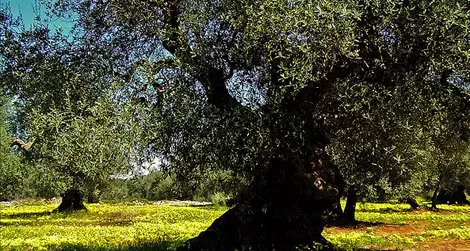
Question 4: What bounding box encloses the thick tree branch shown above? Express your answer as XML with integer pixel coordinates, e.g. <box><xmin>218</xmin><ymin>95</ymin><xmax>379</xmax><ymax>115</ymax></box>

<box><xmin>155</xmin><ymin>0</ymin><xmax>240</xmax><ymax>110</ymax></box>
<box><xmin>10</xmin><ymin>137</ymin><xmax>35</xmax><ymax>152</ymax></box>
<box><xmin>161</xmin><ymin>0</ymin><xmax>181</xmax><ymax>55</ymax></box>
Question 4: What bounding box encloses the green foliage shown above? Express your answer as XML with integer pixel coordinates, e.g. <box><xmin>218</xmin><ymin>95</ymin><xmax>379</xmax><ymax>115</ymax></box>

<box><xmin>22</xmin><ymin>167</ymin><xmax>68</xmax><ymax>198</ymax></box>
<box><xmin>102</xmin><ymin>169</ymin><xmax>242</xmax><ymax>203</ymax></box>
<box><xmin>0</xmin><ymin>98</ymin><xmax>23</xmax><ymax>201</ymax></box>
<box><xmin>27</xmin><ymin>94</ymin><xmax>144</xmax><ymax>196</ymax></box>
<box><xmin>41</xmin><ymin>0</ymin><xmax>469</xmax><ymax>201</ymax></box>
<box><xmin>210</xmin><ymin>192</ymin><xmax>228</xmax><ymax>207</ymax></box>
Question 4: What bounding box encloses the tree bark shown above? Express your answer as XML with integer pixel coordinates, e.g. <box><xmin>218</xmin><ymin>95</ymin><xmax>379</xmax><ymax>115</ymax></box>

<box><xmin>56</xmin><ymin>188</ymin><xmax>87</xmax><ymax>212</ymax></box>
<box><xmin>342</xmin><ymin>190</ymin><xmax>357</xmax><ymax>224</ymax></box>
<box><xmin>431</xmin><ymin>182</ymin><xmax>440</xmax><ymax>210</ymax></box>
<box><xmin>455</xmin><ymin>186</ymin><xmax>470</xmax><ymax>205</ymax></box>
<box><xmin>324</xmin><ymin>192</ymin><xmax>344</xmax><ymax>226</ymax></box>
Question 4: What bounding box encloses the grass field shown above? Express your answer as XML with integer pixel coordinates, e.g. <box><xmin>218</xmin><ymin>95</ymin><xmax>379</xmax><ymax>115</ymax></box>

<box><xmin>1</xmin><ymin>200</ymin><xmax>469</xmax><ymax>250</ymax></box>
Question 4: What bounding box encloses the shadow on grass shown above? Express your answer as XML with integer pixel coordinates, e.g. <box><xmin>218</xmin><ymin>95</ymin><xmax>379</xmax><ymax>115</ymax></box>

<box><xmin>0</xmin><ymin>210</ymin><xmax>92</xmax><ymax>220</ymax></box>
<box><xmin>358</xmin><ymin>207</ymin><xmax>411</xmax><ymax>213</ymax></box>
<box><xmin>59</xmin><ymin>241</ymin><xmax>184</xmax><ymax>251</ymax></box>
<box><xmin>0</xmin><ymin>210</ymin><xmax>135</xmax><ymax>227</ymax></box>
<box><xmin>362</xmin><ymin>206</ymin><xmax>469</xmax><ymax>214</ymax></box>
<box><xmin>0</xmin><ymin>211</ymin><xmax>53</xmax><ymax>219</ymax></box>
<box><xmin>327</xmin><ymin>220</ymin><xmax>386</xmax><ymax>229</ymax></box>
<box><xmin>59</xmin><ymin>242</ymin><xmax>369</xmax><ymax>251</ymax></box>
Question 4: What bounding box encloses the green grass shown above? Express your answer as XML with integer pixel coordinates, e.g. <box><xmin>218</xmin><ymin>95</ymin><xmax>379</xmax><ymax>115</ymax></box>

<box><xmin>0</xmin><ymin>202</ymin><xmax>225</xmax><ymax>251</ymax></box>
<box><xmin>324</xmin><ymin>202</ymin><xmax>470</xmax><ymax>250</ymax></box>
<box><xmin>1</xmin><ymin>200</ymin><xmax>469</xmax><ymax>250</ymax></box>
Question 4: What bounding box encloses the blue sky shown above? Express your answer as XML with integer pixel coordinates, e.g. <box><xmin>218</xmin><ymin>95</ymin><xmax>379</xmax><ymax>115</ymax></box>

<box><xmin>1</xmin><ymin>0</ymin><xmax>73</xmax><ymax>33</ymax></box>
<box><xmin>2</xmin><ymin>0</ymin><xmax>41</xmax><ymax>26</ymax></box>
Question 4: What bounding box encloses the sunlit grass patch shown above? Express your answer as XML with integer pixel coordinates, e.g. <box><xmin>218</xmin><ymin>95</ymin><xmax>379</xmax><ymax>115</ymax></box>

<box><xmin>325</xmin><ymin>232</ymin><xmax>417</xmax><ymax>250</ymax></box>
<box><xmin>1</xmin><ymin>200</ymin><xmax>469</xmax><ymax>250</ymax></box>
<box><xmin>0</xmin><ymin>202</ymin><xmax>225</xmax><ymax>251</ymax></box>
<box><xmin>324</xmin><ymin>201</ymin><xmax>470</xmax><ymax>250</ymax></box>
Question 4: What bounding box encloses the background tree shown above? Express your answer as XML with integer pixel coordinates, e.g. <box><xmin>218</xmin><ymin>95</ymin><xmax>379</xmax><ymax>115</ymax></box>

<box><xmin>27</xmin><ymin>94</ymin><xmax>145</xmax><ymax>211</ymax></box>
<box><xmin>0</xmin><ymin>3</ymin><xmax>149</xmax><ymax>210</ymax></box>
<box><xmin>423</xmin><ymin>94</ymin><xmax>470</xmax><ymax>209</ymax></box>
<box><xmin>0</xmin><ymin>96</ymin><xmax>24</xmax><ymax>201</ymax></box>
<box><xmin>327</xmin><ymin>82</ymin><xmax>440</xmax><ymax>223</ymax></box>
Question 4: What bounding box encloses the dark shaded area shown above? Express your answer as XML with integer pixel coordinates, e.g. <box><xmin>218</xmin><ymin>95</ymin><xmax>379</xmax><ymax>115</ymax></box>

<box><xmin>435</xmin><ymin>187</ymin><xmax>470</xmax><ymax>205</ymax></box>
<box><xmin>59</xmin><ymin>240</ymin><xmax>183</xmax><ymax>251</ymax></box>
<box><xmin>0</xmin><ymin>211</ymin><xmax>52</xmax><ymax>219</ymax></box>
<box><xmin>56</xmin><ymin>188</ymin><xmax>87</xmax><ymax>212</ymax></box>
<box><xmin>59</xmin><ymin>241</ymin><xmax>382</xmax><ymax>251</ymax></box>
<box><xmin>177</xmin><ymin>203</ymin><xmax>332</xmax><ymax>251</ymax></box>
<box><xmin>87</xmin><ymin>194</ymin><xmax>100</xmax><ymax>204</ymax></box>
<box><xmin>331</xmin><ymin>220</ymin><xmax>385</xmax><ymax>229</ymax></box>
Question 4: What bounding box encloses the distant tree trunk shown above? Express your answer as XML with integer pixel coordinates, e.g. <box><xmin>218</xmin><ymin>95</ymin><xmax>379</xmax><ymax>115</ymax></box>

<box><xmin>406</xmin><ymin>198</ymin><xmax>420</xmax><ymax>209</ymax></box>
<box><xmin>431</xmin><ymin>182</ymin><xmax>440</xmax><ymax>210</ymax></box>
<box><xmin>56</xmin><ymin>188</ymin><xmax>87</xmax><ymax>212</ymax></box>
<box><xmin>177</xmin><ymin>154</ymin><xmax>341</xmax><ymax>251</ymax></box>
<box><xmin>455</xmin><ymin>186</ymin><xmax>470</xmax><ymax>205</ymax></box>
<box><xmin>342</xmin><ymin>189</ymin><xmax>357</xmax><ymax>224</ymax></box>
<box><xmin>87</xmin><ymin>193</ymin><xmax>100</xmax><ymax>204</ymax></box>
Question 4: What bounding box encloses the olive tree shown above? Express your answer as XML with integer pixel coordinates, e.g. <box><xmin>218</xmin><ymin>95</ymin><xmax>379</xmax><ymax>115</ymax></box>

<box><xmin>0</xmin><ymin>4</ymin><xmax>147</xmax><ymax>210</ymax></box>
<box><xmin>27</xmin><ymin>94</ymin><xmax>144</xmax><ymax>211</ymax></box>
<box><xmin>327</xmin><ymin>82</ymin><xmax>433</xmax><ymax>222</ymax></box>
<box><xmin>2</xmin><ymin>0</ymin><xmax>470</xmax><ymax>249</ymax></box>
<box><xmin>423</xmin><ymin>95</ymin><xmax>470</xmax><ymax>209</ymax></box>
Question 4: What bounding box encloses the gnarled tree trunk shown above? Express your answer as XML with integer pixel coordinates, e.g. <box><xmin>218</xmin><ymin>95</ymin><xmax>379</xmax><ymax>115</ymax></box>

<box><xmin>56</xmin><ymin>188</ymin><xmax>87</xmax><ymax>212</ymax></box>
<box><xmin>178</xmin><ymin>154</ymin><xmax>341</xmax><ymax>251</ymax></box>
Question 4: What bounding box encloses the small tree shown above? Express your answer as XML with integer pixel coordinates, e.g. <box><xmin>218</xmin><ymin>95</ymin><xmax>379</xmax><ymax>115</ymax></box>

<box><xmin>28</xmin><ymin>95</ymin><xmax>144</xmax><ymax>211</ymax></box>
